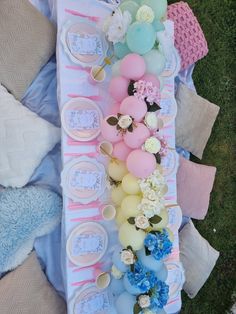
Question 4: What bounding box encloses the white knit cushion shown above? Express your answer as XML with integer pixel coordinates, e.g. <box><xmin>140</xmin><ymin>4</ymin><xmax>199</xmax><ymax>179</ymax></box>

<box><xmin>0</xmin><ymin>85</ymin><xmax>60</xmax><ymax>187</ymax></box>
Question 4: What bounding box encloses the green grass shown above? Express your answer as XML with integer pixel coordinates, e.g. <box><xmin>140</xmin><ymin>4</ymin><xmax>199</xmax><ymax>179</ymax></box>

<box><xmin>168</xmin><ymin>0</ymin><xmax>236</xmax><ymax>313</ymax></box>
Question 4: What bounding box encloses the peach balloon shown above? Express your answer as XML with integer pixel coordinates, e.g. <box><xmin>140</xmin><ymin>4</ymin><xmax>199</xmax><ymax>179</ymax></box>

<box><xmin>120</xmin><ymin>53</ymin><xmax>146</xmax><ymax>80</ymax></box>
<box><xmin>101</xmin><ymin>117</ymin><xmax>122</xmax><ymax>143</ymax></box>
<box><xmin>124</xmin><ymin>123</ymin><xmax>150</xmax><ymax>149</ymax></box>
<box><xmin>141</xmin><ymin>73</ymin><xmax>160</xmax><ymax>89</ymax></box>
<box><xmin>109</xmin><ymin>76</ymin><xmax>129</xmax><ymax>102</ymax></box>
<box><xmin>113</xmin><ymin>141</ymin><xmax>132</xmax><ymax>161</ymax></box>
<box><xmin>120</xmin><ymin>96</ymin><xmax>147</xmax><ymax>122</ymax></box>
<box><xmin>126</xmin><ymin>149</ymin><xmax>156</xmax><ymax>178</ymax></box>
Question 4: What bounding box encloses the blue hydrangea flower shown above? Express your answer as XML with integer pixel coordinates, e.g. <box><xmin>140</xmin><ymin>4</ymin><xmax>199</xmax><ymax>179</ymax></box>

<box><xmin>150</xmin><ymin>280</ymin><xmax>169</xmax><ymax>309</ymax></box>
<box><xmin>144</xmin><ymin>229</ymin><xmax>173</xmax><ymax>261</ymax></box>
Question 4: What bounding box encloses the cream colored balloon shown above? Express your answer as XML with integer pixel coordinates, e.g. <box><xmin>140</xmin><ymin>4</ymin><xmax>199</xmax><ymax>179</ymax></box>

<box><xmin>119</xmin><ymin>222</ymin><xmax>145</xmax><ymax>251</ymax></box>
<box><xmin>111</xmin><ymin>185</ymin><xmax>127</xmax><ymax>206</ymax></box>
<box><xmin>108</xmin><ymin>159</ymin><xmax>128</xmax><ymax>182</ymax></box>
<box><xmin>121</xmin><ymin>195</ymin><xmax>142</xmax><ymax>218</ymax></box>
<box><xmin>122</xmin><ymin>173</ymin><xmax>141</xmax><ymax>195</ymax></box>
<box><xmin>152</xmin><ymin>208</ymin><xmax>168</xmax><ymax>230</ymax></box>
<box><xmin>115</xmin><ymin>207</ymin><xmax>126</xmax><ymax>226</ymax></box>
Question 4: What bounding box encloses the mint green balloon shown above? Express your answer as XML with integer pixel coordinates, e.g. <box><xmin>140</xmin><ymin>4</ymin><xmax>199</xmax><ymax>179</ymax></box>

<box><xmin>152</xmin><ymin>19</ymin><xmax>165</xmax><ymax>32</ymax></box>
<box><xmin>141</xmin><ymin>0</ymin><xmax>167</xmax><ymax>20</ymax></box>
<box><xmin>126</xmin><ymin>22</ymin><xmax>156</xmax><ymax>55</ymax></box>
<box><xmin>144</xmin><ymin>49</ymin><xmax>166</xmax><ymax>75</ymax></box>
<box><xmin>120</xmin><ymin>0</ymin><xmax>139</xmax><ymax>21</ymax></box>
<box><xmin>114</xmin><ymin>42</ymin><xmax>131</xmax><ymax>59</ymax></box>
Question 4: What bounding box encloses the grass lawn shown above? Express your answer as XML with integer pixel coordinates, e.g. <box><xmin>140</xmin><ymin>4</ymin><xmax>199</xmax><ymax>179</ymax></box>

<box><xmin>168</xmin><ymin>0</ymin><xmax>236</xmax><ymax>313</ymax></box>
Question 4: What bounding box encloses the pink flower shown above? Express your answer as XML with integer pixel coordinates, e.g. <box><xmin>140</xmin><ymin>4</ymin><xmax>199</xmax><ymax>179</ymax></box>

<box><xmin>134</xmin><ymin>80</ymin><xmax>161</xmax><ymax>104</ymax></box>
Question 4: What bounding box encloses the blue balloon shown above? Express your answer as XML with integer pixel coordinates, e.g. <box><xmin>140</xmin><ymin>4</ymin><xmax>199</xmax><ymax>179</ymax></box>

<box><xmin>126</xmin><ymin>22</ymin><xmax>156</xmax><ymax>55</ymax></box>
<box><xmin>110</xmin><ymin>278</ymin><xmax>125</xmax><ymax>297</ymax></box>
<box><xmin>156</xmin><ymin>264</ymin><xmax>168</xmax><ymax>282</ymax></box>
<box><xmin>116</xmin><ymin>292</ymin><xmax>136</xmax><ymax>314</ymax></box>
<box><xmin>114</xmin><ymin>42</ymin><xmax>131</xmax><ymax>59</ymax></box>
<box><xmin>123</xmin><ymin>273</ymin><xmax>142</xmax><ymax>295</ymax></box>
<box><xmin>137</xmin><ymin>248</ymin><xmax>164</xmax><ymax>272</ymax></box>
<box><xmin>152</xmin><ymin>19</ymin><xmax>165</xmax><ymax>32</ymax></box>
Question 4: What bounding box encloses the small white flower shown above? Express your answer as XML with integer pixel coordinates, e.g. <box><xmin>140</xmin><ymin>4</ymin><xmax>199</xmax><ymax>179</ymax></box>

<box><xmin>144</xmin><ymin>112</ymin><xmax>158</xmax><ymax>130</ymax></box>
<box><xmin>135</xmin><ymin>214</ymin><xmax>150</xmax><ymax>229</ymax></box>
<box><xmin>138</xmin><ymin>295</ymin><xmax>151</xmax><ymax>309</ymax></box>
<box><xmin>136</xmin><ymin>5</ymin><xmax>155</xmax><ymax>23</ymax></box>
<box><xmin>103</xmin><ymin>9</ymin><xmax>132</xmax><ymax>44</ymax></box>
<box><xmin>144</xmin><ymin>137</ymin><xmax>161</xmax><ymax>154</ymax></box>
<box><xmin>138</xmin><ymin>198</ymin><xmax>165</xmax><ymax>218</ymax></box>
<box><xmin>118</xmin><ymin>115</ymin><xmax>133</xmax><ymax>129</ymax></box>
<box><xmin>120</xmin><ymin>249</ymin><xmax>135</xmax><ymax>265</ymax></box>
<box><xmin>111</xmin><ymin>264</ymin><xmax>123</xmax><ymax>279</ymax></box>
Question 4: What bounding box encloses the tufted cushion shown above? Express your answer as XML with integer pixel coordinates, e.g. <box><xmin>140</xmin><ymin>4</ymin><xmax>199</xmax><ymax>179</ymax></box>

<box><xmin>180</xmin><ymin>220</ymin><xmax>219</xmax><ymax>298</ymax></box>
<box><xmin>177</xmin><ymin>156</ymin><xmax>216</xmax><ymax>220</ymax></box>
<box><xmin>0</xmin><ymin>0</ymin><xmax>56</xmax><ymax>100</ymax></box>
<box><xmin>175</xmin><ymin>83</ymin><xmax>220</xmax><ymax>159</ymax></box>
<box><xmin>0</xmin><ymin>252</ymin><xmax>66</xmax><ymax>314</ymax></box>
<box><xmin>0</xmin><ymin>85</ymin><xmax>60</xmax><ymax>188</ymax></box>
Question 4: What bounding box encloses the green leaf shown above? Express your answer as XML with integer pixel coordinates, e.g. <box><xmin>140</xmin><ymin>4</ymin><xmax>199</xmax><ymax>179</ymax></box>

<box><xmin>127</xmin><ymin>245</ymin><xmax>133</xmax><ymax>251</ymax></box>
<box><xmin>107</xmin><ymin>116</ymin><xmax>118</xmax><ymax>126</ymax></box>
<box><xmin>149</xmin><ymin>215</ymin><xmax>162</xmax><ymax>224</ymax></box>
<box><xmin>133</xmin><ymin>303</ymin><xmax>142</xmax><ymax>314</ymax></box>
<box><xmin>128</xmin><ymin>80</ymin><xmax>135</xmax><ymax>96</ymax></box>
<box><xmin>130</xmin><ymin>263</ymin><xmax>135</xmax><ymax>272</ymax></box>
<box><xmin>128</xmin><ymin>124</ymin><xmax>133</xmax><ymax>132</ymax></box>
<box><xmin>155</xmin><ymin>153</ymin><xmax>161</xmax><ymax>164</ymax></box>
<box><xmin>145</xmin><ymin>246</ymin><xmax>151</xmax><ymax>256</ymax></box>
<box><xmin>127</xmin><ymin>217</ymin><xmax>135</xmax><ymax>225</ymax></box>
<box><xmin>147</xmin><ymin>102</ymin><xmax>162</xmax><ymax>112</ymax></box>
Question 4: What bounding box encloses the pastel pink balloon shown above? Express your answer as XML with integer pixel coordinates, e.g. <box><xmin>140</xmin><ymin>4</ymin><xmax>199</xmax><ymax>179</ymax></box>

<box><xmin>124</xmin><ymin>123</ymin><xmax>150</xmax><ymax>149</ymax></box>
<box><xmin>120</xmin><ymin>53</ymin><xmax>146</xmax><ymax>80</ymax></box>
<box><xmin>113</xmin><ymin>141</ymin><xmax>132</xmax><ymax>161</ymax></box>
<box><xmin>120</xmin><ymin>96</ymin><xmax>147</xmax><ymax>122</ymax></box>
<box><xmin>109</xmin><ymin>76</ymin><xmax>129</xmax><ymax>102</ymax></box>
<box><xmin>141</xmin><ymin>73</ymin><xmax>160</xmax><ymax>89</ymax></box>
<box><xmin>101</xmin><ymin>116</ymin><xmax>123</xmax><ymax>143</ymax></box>
<box><xmin>110</xmin><ymin>103</ymin><xmax>121</xmax><ymax>115</ymax></box>
<box><xmin>126</xmin><ymin>149</ymin><xmax>156</xmax><ymax>178</ymax></box>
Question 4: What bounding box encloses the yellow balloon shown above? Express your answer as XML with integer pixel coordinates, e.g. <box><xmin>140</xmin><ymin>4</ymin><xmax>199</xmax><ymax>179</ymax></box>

<box><xmin>119</xmin><ymin>222</ymin><xmax>145</xmax><ymax>251</ymax></box>
<box><xmin>108</xmin><ymin>159</ymin><xmax>128</xmax><ymax>182</ymax></box>
<box><xmin>122</xmin><ymin>173</ymin><xmax>141</xmax><ymax>195</ymax></box>
<box><xmin>111</xmin><ymin>185</ymin><xmax>127</xmax><ymax>206</ymax></box>
<box><xmin>121</xmin><ymin>195</ymin><xmax>142</xmax><ymax>218</ymax></box>
<box><xmin>152</xmin><ymin>208</ymin><xmax>168</xmax><ymax>230</ymax></box>
<box><xmin>115</xmin><ymin>207</ymin><xmax>126</xmax><ymax>226</ymax></box>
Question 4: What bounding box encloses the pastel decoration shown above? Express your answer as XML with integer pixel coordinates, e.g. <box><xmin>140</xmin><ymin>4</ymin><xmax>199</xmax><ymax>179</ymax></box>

<box><xmin>166</xmin><ymin>228</ymin><xmax>174</xmax><ymax>243</ymax></box>
<box><xmin>120</xmin><ymin>96</ymin><xmax>147</xmax><ymax>122</ymax></box>
<box><xmin>121</xmin><ymin>173</ymin><xmax>141</xmax><ymax>195</ymax></box>
<box><xmin>61</xmin><ymin>97</ymin><xmax>103</xmax><ymax>142</ymax></box>
<box><xmin>109</xmin><ymin>77</ymin><xmax>129</xmax><ymax>102</ymax></box>
<box><xmin>66</xmin><ymin>222</ymin><xmax>108</xmax><ymax>267</ymax></box>
<box><xmin>89</xmin><ymin>65</ymin><xmax>106</xmax><ymax>84</ymax></box>
<box><xmin>126</xmin><ymin>22</ymin><xmax>156</xmax><ymax>55</ymax></box>
<box><xmin>156</xmin><ymin>264</ymin><xmax>168</xmax><ymax>282</ymax></box>
<box><xmin>165</xmin><ymin>262</ymin><xmax>185</xmax><ymax>299</ymax></box>
<box><xmin>111</xmin><ymin>60</ymin><xmax>121</xmax><ymax>77</ymax></box>
<box><xmin>152</xmin><ymin>19</ymin><xmax>165</xmax><ymax>32</ymax></box>
<box><xmin>101</xmin><ymin>117</ymin><xmax>123</xmax><ymax>143</ymax></box>
<box><xmin>123</xmin><ymin>273</ymin><xmax>143</xmax><ymax>295</ymax></box>
<box><xmin>114</xmin><ymin>42</ymin><xmax>131</xmax><ymax>59</ymax></box>
<box><xmin>110</xmin><ymin>278</ymin><xmax>125</xmax><ymax>296</ymax></box>
<box><xmin>120</xmin><ymin>53</ymin><xmax>146</xmax><ymax>80</ymax></box>
<box><xmin>115</xmin><ymin>207</ymin><xmax>126</xmax><ymax>226</ymax></box>
<box><xmin>167</xmin><ymin>205</ymin><xmax>182</xmax><ymax>232</ymax></box>
<box><xmin>119</xmin><ymin>222</ymin><xmax>145</xmax><ymax>250</ymax></box>
<box><xmin>102</xmin><ymin>205</ymin><xmax>116</xmax><ymax>220</ymax></box>
<box><xmin>94</xmin><ymin>271</ymin><xmax>111</xmax><ymax>289</ymax></box>
<box><xmin>116</xmin><ymin>292</ymin><xmax>136</xmax><ymax>314</ymax></box>
<box><xmin>126</xmin><ymin>149</ymin><xmax>156</xmax><ymax>178</ymax></box>
<box><xmin>110</xmin><ymin>103</ymin><xmax>121</xmax><ymax>115</ymax></box>
<box><xmin>121</xmin><ymin>195</ymin><xmax>142</xmax><ymax>218</ymax></box>
<box><xmin>97</xmin><ymin>141</ymin><xmax>113</xmax><ymax>157</ymax></box>
<box><xmin>141</xmin><ymin>0</ymin><xmax>167</xmax><ymax>20</ymax></box>
<box><xmin>144</xmin><ymin>49</ymin><xmax>166</xmax><ymax>76</ymax></box>
<box><xmin>137</xmin><ymin>248</ymin><xmax>164</xmax><ymax>272</ymax></box>
<box><xmin>120</xmin><ymin>0</ymin><xmax>139</xmax><ymax>21</ymax></box>
<box><xmin>108</xmin><ymin>159</ymin><xmax>128</xmax><ymax>181</ymax></box>
<box><xmin>141</xmin><ymin>73</ymin><xmax>160</xmax><ymax>89</ymax></box>
<box><xmin>112</xmin><ymin>248</ymin><xmax>129</xmax><ymax>272</ymax></box>
<box><xmin>152</xmin><ymin>208</ymin><xmax>168</xmax><ymax>230</ymax></box>
<box><xmin>111</xmin><ymin>185</ymin><xmax>127</xmax><ymax>206</ymax></box>
<box><xmin>113</xmin><ymin>141</ymin><xmax>132</xmax><ymax>161</ymax></box>
<box><xmin>124</xmin><ymin>123</ymin><xmax>150</xmax><ymax>149</ymax></box>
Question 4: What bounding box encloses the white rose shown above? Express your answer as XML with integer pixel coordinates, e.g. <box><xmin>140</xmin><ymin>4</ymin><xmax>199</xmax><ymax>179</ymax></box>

<box><xmin>118</xmin><ymin>115</ymin><xmax>132</xmax><ymax>129</ymax></box>
<box><xmin>144</xmin><ymin>137</ymin><xmax>161</xmax><ymax>154</ymax></box>
<box><xmin>120</xmin><ymin>249</ymin><xmax>135</xmax><ymax>265</ymax></box>
<box><xmin>111</xmin><ymin>265</ymin><xmax>123</xmax><ymax>279</ymax></box>
<box><xmin>136</xmin><ymin>5</ymin><xmax>155</xmax><ymax>23</ymax></box>
<box><xmin>135</xmin><ymin>214</ymin><xmax>150</xmax><ymax>229</ymax></box>
<box><xmin>138</xmin><ymin>295</ymin><xmax>151</xmax><ymax>309</ymax></box>
<box><xmin>144</xmin><ymin>112</ymin><xmax>158</xmax><ymax>130</ymax></box>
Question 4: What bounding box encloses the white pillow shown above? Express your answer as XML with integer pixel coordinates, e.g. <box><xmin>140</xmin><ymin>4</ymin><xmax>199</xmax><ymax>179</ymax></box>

<box><xmin>0</xmin><ymin>85</ymin><xmax>60</xmax><ymax>187</ymax></box>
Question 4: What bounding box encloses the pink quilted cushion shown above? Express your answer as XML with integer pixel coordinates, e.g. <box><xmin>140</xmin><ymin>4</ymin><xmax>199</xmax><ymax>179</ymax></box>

<box><xmin>167</xmin><ymin>1</ymin><xmax>208</xmax><ymax>70</ymax></box>
<box><xmin>177</xmin><ymin>156</ymin><xmax>216</xmax><ymax>219</ymax></box>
